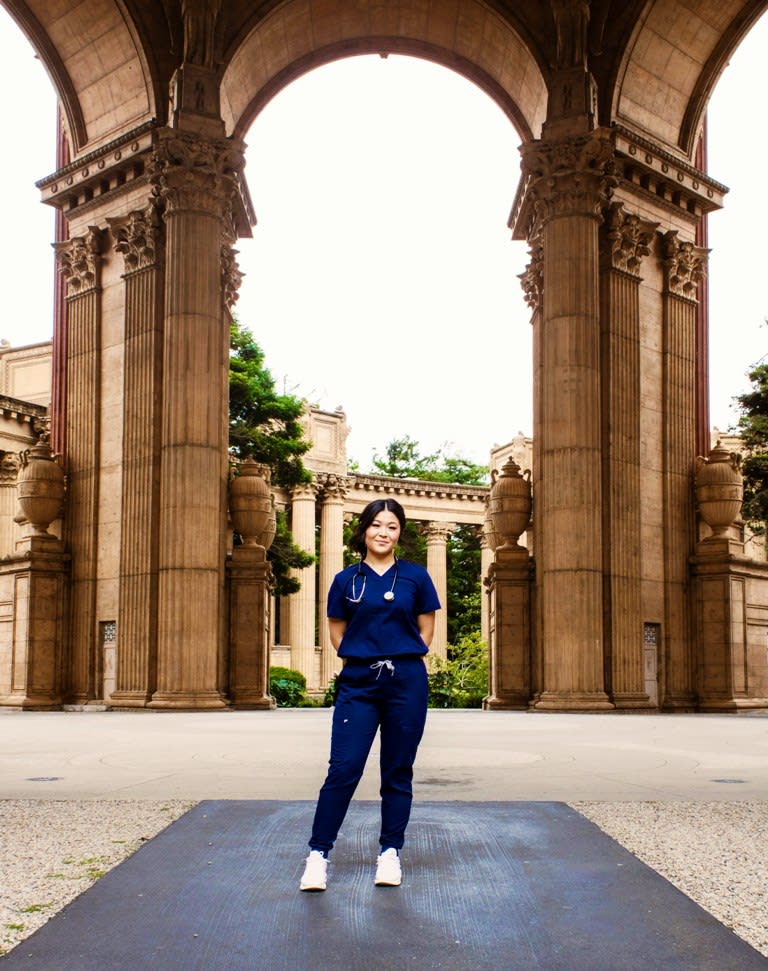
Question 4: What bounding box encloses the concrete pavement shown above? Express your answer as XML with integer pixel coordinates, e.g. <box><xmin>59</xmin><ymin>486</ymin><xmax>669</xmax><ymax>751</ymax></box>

<box><xmin>1</xmin><ymin>707</ymin><xmax>767</xmax><ymax>802</ymax></box>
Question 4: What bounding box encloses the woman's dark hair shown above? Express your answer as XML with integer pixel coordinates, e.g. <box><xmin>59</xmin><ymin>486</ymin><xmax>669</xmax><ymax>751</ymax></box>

<box><xmin>349</xmin><ymin>498</ymin><xmax>406</xmax><ymax>556</ymax></box>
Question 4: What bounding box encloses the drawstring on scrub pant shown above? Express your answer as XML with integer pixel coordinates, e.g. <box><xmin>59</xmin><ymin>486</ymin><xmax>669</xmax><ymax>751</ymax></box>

<box><xmin>370</xmin><ymin>659</ymin><xmax>395</xmax><ymax>678</ymax></box>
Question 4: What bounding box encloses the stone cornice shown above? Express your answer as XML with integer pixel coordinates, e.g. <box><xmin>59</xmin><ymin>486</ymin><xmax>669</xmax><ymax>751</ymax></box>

<box><xmin>35</xmin><ymin>122</ymin><xmax>255</xmax><ymax>237</ymax></box>
<box><xmin>510</xmin><ymin>125</ymin><xmax>727</xmax><ymax>242</ymax></box>
<box><xmin>350</xmin><ymin>473</ymin><xmax>488</xmax><ymax>504</ymax></box>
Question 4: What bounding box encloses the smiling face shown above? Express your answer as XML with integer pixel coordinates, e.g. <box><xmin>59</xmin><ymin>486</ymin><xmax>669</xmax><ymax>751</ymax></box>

<box><xmin>364</xmin><ymin>508</ymin><xmax>401</xmax><ymax>560</ymax></box>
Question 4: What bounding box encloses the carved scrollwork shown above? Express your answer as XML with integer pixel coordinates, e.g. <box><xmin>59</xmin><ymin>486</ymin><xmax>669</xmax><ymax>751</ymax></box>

<box><xmin>661</xmin><ymin>230</ymin><xmax>707</xmax><ymax>301</ymax></box>
<box><xmin>54</xmin><ymin>227</ymin><xmax>102</xmax><ymax>296</ymax></box>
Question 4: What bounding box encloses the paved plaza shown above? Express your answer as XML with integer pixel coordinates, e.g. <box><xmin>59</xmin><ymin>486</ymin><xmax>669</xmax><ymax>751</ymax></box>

<box><xmin>2</xmin><ymin>707</ymin><xmax>767</xmax><ymax>802</ymax></box>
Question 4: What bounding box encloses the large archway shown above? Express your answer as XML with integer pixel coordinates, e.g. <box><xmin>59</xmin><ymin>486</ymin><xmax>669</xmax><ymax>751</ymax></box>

<box><xmin>0</xmin><ymin>0</ymin><xmax>766</xmax><ymax>713</ymax></box>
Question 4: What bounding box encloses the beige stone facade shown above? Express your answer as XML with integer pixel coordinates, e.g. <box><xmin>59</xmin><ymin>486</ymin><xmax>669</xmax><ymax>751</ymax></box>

<box><xmin>0</xmin><ymin>0</ymin><xmax>766</xmax><ymax>711</ymax></box>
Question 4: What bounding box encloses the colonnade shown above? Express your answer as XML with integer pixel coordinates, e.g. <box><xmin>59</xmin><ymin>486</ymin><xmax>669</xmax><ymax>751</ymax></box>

<box><xmin>273</xmin><ymin>454</ymin><xmax>487</xmax><ymax>692</ymax></box>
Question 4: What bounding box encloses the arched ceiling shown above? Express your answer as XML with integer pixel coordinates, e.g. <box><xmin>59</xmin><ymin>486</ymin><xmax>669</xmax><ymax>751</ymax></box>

<box><xmin>0</xmin><ymin>0</ymin><xmax>766</xmax><ymax>165</ymax></box>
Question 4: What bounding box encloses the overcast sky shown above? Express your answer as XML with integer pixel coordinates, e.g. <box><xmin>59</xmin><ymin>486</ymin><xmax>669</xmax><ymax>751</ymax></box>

<box><xmin>0</xmin><ymin>7</ymin><xmax>765</xmax><ymax>469</ymax></box>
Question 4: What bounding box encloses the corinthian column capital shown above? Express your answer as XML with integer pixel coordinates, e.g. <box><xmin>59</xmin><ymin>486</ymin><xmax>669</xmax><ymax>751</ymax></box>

<box><xmin>317</xmin><ymin>473</ymin><xmax>349</xmax><ymax>503</ymax></box>
<box><xmin>108</xmin><ymin>205</ymin><xmax>163</xmax><ymax>274</ymax></box>
<box><xmin>602</xmin><ymin>202</ymin><xmax>658</xmax><ymax>277</ymax></box>
<box><xmin>519</xmin><ymin>131</ymin><xmax>616</xmax><ymax>227</ymax></box>
<box><xmin>661</xmin><ymin>230</ymin><xmax>707</xmax><ymax>301</ymax></box>
<box><xmin>54</xmin><ymin>227</ymin><xmax>103</xmax><ymax>296</ymax></box>
<box><xmin>151</xmin><ymin>129</ymin><xmax>246</xmax><ymax>224</ymax></box>
<box><xmin>423</xmin><ymin>521</ymin><xmax>455</xmax><ymax>544</ymax></box>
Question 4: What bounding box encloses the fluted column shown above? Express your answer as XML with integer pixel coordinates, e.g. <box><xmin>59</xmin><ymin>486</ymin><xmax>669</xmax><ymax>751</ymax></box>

<box><xmin>660</xmin><ymin>232</ymin><xmax>705</xmax><ymax>710</ymax></box>
<box><xmin>288</xmin><ymin>481</ymin><xmax>318</xmax><ymax>688</ymax></box>
<box><xmin>148</xmin><ymin>130</ymin><xmax>246</xmax><ymax>709</ymax></box>
<box><xmin>0</xmin><ymin>452</ymin><xmax>20</xmax><ymax>555</ymax></box>
<box><xmin>519</xmin><ymin>132</ymin><xmax>614</xmax><ymax>710</ymax></box>
<box><xmin>107</xmin><ymin>206</ymin><xmax>164</xmax><ymax>706</ymax></box>
<box><xmin>54</xmin><ymin>228</ymin><xmax>103</xmax><ymax>703</ymax></box>
<box><xmin>318</xmin><ymin>474</ymin><xmax>347</xmax><ymax>690</ymax></box>
<box><xmin>600</xmin><ymin>203</ymin><xmax>658</xmax><ymax>708</ymax></box>
<box><xmin>424</xmin><ymin>521</ymin><xmax>453</xmax><ymax>662</ymax></box>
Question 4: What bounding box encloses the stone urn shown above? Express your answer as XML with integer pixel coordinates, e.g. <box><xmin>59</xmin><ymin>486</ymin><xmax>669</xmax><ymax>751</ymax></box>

<box><xmin>488</xmin><ymin>456</ymin><xmax>532</xmax><ymax>550</ymax></box>
<box><xmin>17</xmin><ymin>441</ymin><xmax>65</xmax><ymax>535</ymax></box>
<box><xmin>229</xmin><ymin>457</ymin><xmax>275</xmax><ymax>550</ymax></box>
<box><xmin>482</xmin><ymin>503</ymin><xmax>499</xmax><ymax>553</ymax></box>
<box><xmin>694</xmin><ymin>441</ymin><xmax>743</xmax><ymax>537</ymax></box>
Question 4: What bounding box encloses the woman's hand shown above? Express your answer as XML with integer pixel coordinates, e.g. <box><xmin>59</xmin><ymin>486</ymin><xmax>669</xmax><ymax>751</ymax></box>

<box><xmin>417</xmin><ymin>612</ymin><xmax>435</xmax><ymax>647</ymax></box>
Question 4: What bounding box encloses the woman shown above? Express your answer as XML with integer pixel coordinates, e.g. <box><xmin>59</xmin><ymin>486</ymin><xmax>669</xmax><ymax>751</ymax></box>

<box><xmin>299</xmin><ymin>497</ymin><xmax>440</xmax><ymax>892</ymax></box>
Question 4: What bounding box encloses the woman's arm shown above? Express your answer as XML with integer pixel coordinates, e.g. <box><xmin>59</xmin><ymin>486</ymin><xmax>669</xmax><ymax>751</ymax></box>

<box><xmin>417</xmin><ymin>612</ymin><xmax>436</xmax><ymax>647</ymax></box>
<box><xmin>328</xmin><ymin>618</ymin><xmax>347</xmax><ymax>652</ymax></box>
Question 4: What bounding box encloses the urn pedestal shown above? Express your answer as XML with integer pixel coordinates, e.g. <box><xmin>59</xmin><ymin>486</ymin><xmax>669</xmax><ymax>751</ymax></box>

<box><xmin>227</xmin><ymin>458</ymin><xmax>276</xmax><ymax>708</ymax></box>
<box><xmin>483</xmin><ymin>457</ymin><xmax>534</xmax><ymax>709</ymax></box>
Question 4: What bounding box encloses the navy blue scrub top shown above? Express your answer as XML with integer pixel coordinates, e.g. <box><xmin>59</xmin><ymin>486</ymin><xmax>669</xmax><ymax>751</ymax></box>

<box><xmin>327</xmin><ymin>559</ymin><xmax>440</xmax><ymax>660</ymax></box>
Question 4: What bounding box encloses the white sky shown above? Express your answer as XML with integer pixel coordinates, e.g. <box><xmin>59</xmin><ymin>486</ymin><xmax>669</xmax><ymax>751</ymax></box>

<box><xmin>0</xmin><ymin>7</ymin><xmax>765</xmax><ymax>469</ymax></box>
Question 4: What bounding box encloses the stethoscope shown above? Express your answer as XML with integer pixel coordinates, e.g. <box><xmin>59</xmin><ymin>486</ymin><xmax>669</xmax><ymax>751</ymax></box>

<box><xmin>346</xmin><ymin>557</ymin><xmax>398</xmax><ymax>603</ymax></box>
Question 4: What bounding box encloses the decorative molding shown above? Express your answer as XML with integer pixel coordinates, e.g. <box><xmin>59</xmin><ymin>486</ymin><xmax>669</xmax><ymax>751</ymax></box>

<box><xmin>54</xmin><ymin>227</ymin><xmax>102</xmax><ymax>297</ymax></box>
<box><xmin>661</xmin><ymin>230</ymin><xmax>707</xmax><ymax>301</ymax></box>
<box><xmin>109</xmin><ymin>205</ymin><xmax>163</xmax><ymax>274</ymax></box>
<box><xmin>0</xmin><ymin>451</ymin><xmax>20</xmax><ymax>484</ymax></box>
<box><xmin>221</xmin><ymin>244</ymin><xmax>243</xmax><ymax>310</ymax></box>
<box><xmin>602</xmin><ymin>202</ymin><xmax>657</xmax><ymax>277</ymax></box>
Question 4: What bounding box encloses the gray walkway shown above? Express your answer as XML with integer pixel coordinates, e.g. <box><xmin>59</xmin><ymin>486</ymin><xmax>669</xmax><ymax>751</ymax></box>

<box><xmin>1</xmin><ymin>707</ymin><xmax>767</xmax><ymax>801</ymax></box>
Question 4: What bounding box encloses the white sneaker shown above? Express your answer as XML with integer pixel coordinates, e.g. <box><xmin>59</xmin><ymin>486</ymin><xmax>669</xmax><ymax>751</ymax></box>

<box><xmin>300</xmin><ymin>850</ymin><xmax>328</xmax><ymax>891</ymax></box>
<box><xmin>374</xmin><ymin>847</ymin><xmax>402</xmax><ymax>886</ymax></box>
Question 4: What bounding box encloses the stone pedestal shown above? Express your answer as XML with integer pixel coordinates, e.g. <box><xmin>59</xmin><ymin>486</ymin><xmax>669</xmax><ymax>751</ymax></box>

<box><xmin>227</xmin><ymin>546</ymin><xmax>275</xmax><ymax>709</ymax></box>
<box><xmin>691</xmin><ymin>540</ymin><xmax>768</xmax><ymax>710</ymax></box>
<box><xmin>0</xmin><ymin>535</ymin><xmax>70</xmax><ymax>710</ymax></box>
<box><xmin>483</xmin><ymin>547</ymin><xmax>533</xmax><ymax>710</ymax></box>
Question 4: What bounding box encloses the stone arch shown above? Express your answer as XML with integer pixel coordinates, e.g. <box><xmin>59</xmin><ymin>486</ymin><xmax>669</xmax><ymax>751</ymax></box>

<box><xmin>611</xmin><ymin>0</ymin><xmax>767</xmax><ymax>157</ymax></box>
<box><xmin>220</xmin><ymin>0</ymin><xmax>547</xmax><ymax>142</ymax></box>
<box><xmin>1</xmin><ymin>0</ymin><xmax>157</xmax><ymax>154</ymax></box>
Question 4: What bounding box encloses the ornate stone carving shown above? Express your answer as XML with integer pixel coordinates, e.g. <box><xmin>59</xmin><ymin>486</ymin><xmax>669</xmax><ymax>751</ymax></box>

<box><xmin>603</xmin><ymin>202</ymin><xmax>656</xmax><ymax>277</ymax></box>
<box><xmin>551</xmin><ymin>0</ymin><xmax>590</xmax><ymax>70</ymax></box>
<box><xmin>181</xmin><ymin>0</ymin><xmax>222</xmax><ymax>68</ymax></box>
<box><xmin>221</xmin><ymin>244</ymin><xmax>243</xmax><ymax>310</ymax></box>
<box><xmin>0</xmin><ymin>451</ymin><xmax>20</xmax><ymax>484</ymax></box>
<box><xmin>519</xmin><ymin>242</ymin><xmax>544</xmax><ymax>313</ymax></box>
<box><xmin>520</xmin><ymin>132</ymin><xmax>617</xmax><ymax>224</ymax></box>
<box><xmin>661</xmin><ymin>230</ymin><xmax>706</xmax><ymax>300</ymax></box>
<box><xmin>54</xmin><ymin>227</ymin><xmax>102</xmax><ymax>296</ymax></box>
<box><xmin>318</xmin><ymin>473</ymin><xmax>349</xmax><ymax>503</ymax></box>
<box><xmin>109</xmin><ymin>205</ymin><xmax>163</xmax><ymax>274</ymax></box>
<box><xmin>151</xmin><ymin>130</ymin><xmax>246</xmax><ymax>220</ymax></box>
<box><xmin>423</xmin><ymin>521</ymin><xmax>454</xmax><ymax>544</ymax></box>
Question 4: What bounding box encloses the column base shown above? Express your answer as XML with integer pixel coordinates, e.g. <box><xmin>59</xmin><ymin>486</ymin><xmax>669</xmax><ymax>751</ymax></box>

<box><xmin>0</xmin><ymin>693</ymin><xmax>62</xmax><ymax>710</ymax></box>
<box><xmin>612</xmin><ymin>692</ymin><xmax>656</xmax><ymax>710</ymax></box>
<box><xmin>661</xmin><ymin>694</ymin><xmax>697</xmax><ymax>712</ymax></box>
<box><xmin>230</xmin><ymin>693</ymin><xmax>276</xmax><ymax>710</ymax></box>
<box><xmin>482</xmin><ymin>693</ymin><xmax>530</xmax><ymax>711</ymax></box>
<box><xmin>148</xmin><ymin>690</ymin><xmax>227</xmax><ymax>710</ymax></box>
<box><xmin>697</xmin><ymin>696</ymin><xmax>768</xmax><ymax>712</ymax></box>
<box><xmin>533</xmin><ymin>691</ymin><xmax>614</xmax><ymax>711</ymax></box>
<box><xmin>108</xmin><ymin>691</ymin><xmax>154</xmax><ymax>708</ymax></box>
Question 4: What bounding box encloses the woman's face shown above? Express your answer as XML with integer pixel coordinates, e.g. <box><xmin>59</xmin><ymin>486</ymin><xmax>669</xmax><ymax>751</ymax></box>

<box><xmin>364</xmin><ymin>508</ymin><xmax>401</xmax><ymax>559</ymax></box>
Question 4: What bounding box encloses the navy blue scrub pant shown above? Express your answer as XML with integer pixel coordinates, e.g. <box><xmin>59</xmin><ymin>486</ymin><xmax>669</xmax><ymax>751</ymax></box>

<box><xmin>308</xmin><ymin>655</ymin><xmax>428</xmax><ymax>855</ymax></box>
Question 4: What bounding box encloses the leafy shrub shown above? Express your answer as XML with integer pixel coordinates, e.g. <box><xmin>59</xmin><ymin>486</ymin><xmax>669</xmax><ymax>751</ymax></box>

<box><xmin>427</xmin><ymin>632</ymin><xmax>489</xmax><ymax>708</ymax></box>
<box><xmin>269</xmin><ymin>666</ymin><xmax>307</xmax><ymax>707</ymax></box>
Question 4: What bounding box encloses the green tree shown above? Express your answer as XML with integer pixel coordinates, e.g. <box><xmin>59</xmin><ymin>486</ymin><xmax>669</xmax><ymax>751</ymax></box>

<box><xmin>372</xmin><ymin>435</ymin><xmax>488</xmax><ymax>485</ymax></box>
<box><xmin>735</xmin><ymin>359</ymin><xmax>768</xmax><ymax>533</ymax></box>
<box><xmin>228</xmin><ymin>318</ymin><xmax>314</xmax><ymax>596</ymax></box>
<box><xmin>229</xmin><ymin>318</ymin><xmax>312</xmax><ymax>487</ymax></box>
